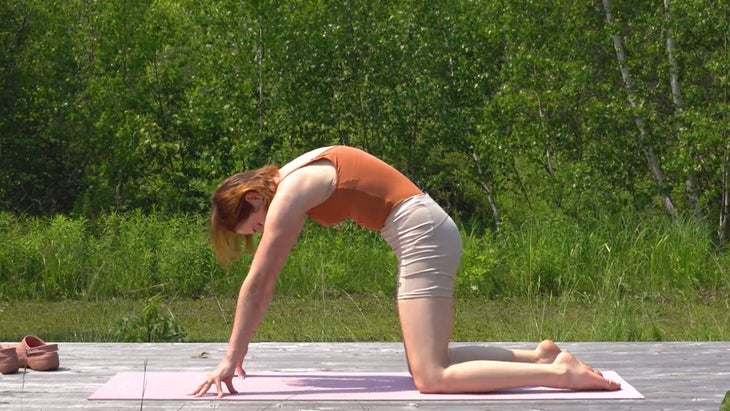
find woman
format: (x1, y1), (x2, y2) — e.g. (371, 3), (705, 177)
(192, 145), (620, 398)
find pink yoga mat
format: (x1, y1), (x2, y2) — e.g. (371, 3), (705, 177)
(88, 370), (644, 401)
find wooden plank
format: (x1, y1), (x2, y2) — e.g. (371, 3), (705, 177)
(1, 342), (728, 410)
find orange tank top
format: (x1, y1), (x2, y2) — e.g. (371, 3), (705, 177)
(304, 146), (422, 230)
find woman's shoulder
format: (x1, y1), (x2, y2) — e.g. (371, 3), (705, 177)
(279, 146), (334, 176)
(273, 156), (337, 213)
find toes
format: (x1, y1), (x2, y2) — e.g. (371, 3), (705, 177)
(605, 378), (622, 390)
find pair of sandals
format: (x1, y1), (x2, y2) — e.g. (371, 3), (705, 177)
(0, 336), (59, 374)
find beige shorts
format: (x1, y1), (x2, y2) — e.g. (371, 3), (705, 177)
(381, 194), (462, 300)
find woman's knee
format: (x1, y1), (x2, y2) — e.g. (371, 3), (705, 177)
(411, 367), (447, 394)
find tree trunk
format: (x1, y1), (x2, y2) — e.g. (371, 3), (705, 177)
(601, 0), (678, 216)
(664, 0), (683, 109)
(471, 152), (501, 234)
(534, 91), (556, 177)
(720, 145), (730, 244)
(257, 25), (265, 143)
(663, 0), (701, 219)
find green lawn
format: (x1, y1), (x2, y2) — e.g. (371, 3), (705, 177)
(2, 292), (728, 343)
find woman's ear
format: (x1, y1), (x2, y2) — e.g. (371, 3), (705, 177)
(244, 191), (263, 210)
(244, 191), (261, 202)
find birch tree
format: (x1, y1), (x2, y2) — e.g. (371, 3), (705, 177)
(601, 0), (677, 216)
(663, 0), (701, 219)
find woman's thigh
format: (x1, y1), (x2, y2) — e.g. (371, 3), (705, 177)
(398, 297), (454, 376)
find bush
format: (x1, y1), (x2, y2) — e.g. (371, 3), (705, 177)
(0, 211), (727, 302)
(113, 295), (187, 342)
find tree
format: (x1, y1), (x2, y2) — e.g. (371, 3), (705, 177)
(601, 0), (677, 217)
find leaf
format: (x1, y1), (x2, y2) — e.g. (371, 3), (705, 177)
(720, 390), (730, 411)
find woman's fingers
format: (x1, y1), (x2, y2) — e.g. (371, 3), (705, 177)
(189, 383), (203, 396)
(190, 377), (229, 398)
(236, 366), (246, 378)
(190, 379), (213, 397)
(190, 359), (242, 398)
(214, 379), (225, 399)
(224, 377), (239, 395)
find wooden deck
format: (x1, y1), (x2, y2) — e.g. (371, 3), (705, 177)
(1, 341), (728, 410)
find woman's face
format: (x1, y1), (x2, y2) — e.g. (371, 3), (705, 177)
(234, 192), (266, 236)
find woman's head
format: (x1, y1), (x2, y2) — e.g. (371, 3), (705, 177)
(210, 164), (279, 267)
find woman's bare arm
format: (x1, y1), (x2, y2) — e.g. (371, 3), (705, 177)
(194, 163), (335, 398)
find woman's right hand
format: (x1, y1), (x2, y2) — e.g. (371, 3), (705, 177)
(190, 355), (246, 398)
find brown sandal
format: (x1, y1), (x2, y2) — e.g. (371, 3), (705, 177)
(16, 336), (59, 371)
(0, 345), (19, 374)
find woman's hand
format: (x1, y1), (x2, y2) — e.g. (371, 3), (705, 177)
(190, 356), (245, 399)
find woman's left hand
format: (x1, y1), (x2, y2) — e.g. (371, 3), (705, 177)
(190, 356), (245, 398)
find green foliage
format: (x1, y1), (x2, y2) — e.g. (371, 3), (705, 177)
(3, 293), (729, 343)
(2, 0), (729, 243)
(280, 222), (396, 297)
(457, 211), (729, 301)
(0, 211), (225, 300)
(1, 2), (729, 313)
(2, 1), (730, 346)
(113, 295), (187, 343)
(1, 212), (727, 303)
(721, 390), (730, 411)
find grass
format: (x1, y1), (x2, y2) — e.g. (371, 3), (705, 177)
(1, 291), (728, 343)
(0, 210), (729, 343)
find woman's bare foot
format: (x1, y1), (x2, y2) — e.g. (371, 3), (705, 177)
(534, 340), (602, 375)
(534, 340), (562, 364)
(552, 351), (621, 391)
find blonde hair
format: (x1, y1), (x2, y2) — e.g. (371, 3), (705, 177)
(210, 165), (278, 268)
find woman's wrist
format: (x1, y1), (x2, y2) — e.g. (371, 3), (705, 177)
(225, 343), (247, 362)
